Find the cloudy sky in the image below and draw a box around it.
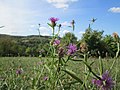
[0,0,120,39]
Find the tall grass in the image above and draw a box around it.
[0,57,120,89]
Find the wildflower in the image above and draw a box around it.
[23,75,26,79]
[44,76,48,81]
[16,68,23,75]
[67,43,77,55]
[112,32,119,39]
[92,70,114,90]
[112,32,119,42]
[53,39,60,46]
[49,17,59,27]
[58,47,64,58]
[80,42,88,53]
[58,24,62,28]
[71,20,75,26]
[71,20,75,31]
[37,61,43,65]
[0,77,5,81]
[58,24,62,31]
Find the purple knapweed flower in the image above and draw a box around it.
[53,39,60,46]
[67,43,77,55]
[49,17,59,27]
[16,68,23,75]
[44,76,48,81]
[92,70,114,90]
[49,17,59,23]
[37,61,43,65]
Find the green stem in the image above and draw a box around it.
[52,27,55,37]
[116,42,119,58]
[109,58,116,73]
[84,54,87,72]
[83,54,89,89]
[99,56,103,76]
[114,58,118,89]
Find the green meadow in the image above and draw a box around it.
[0,57,120,90]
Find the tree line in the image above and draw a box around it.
[0,26,119,58]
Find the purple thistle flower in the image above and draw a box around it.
[16,69,23,75]
[49,17,59,23]
[44,76,48,81]
[92,70,114,90]
[53,39,60,46]
[49,17,59,27]
[67,43,77,55]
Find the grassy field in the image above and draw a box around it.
[0,57,120,90]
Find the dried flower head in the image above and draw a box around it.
[58,47,65,58]
[71,20,75,31]
[80,42,88,53]
[112,32,119,42]
[58,24,62,28]
[112,32,119,39]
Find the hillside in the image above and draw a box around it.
[0,34,51,56]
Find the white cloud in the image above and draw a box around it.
[77,31,85,39]
[39,27,50,36]
[30,25,36,28]
[79,31,85,34]
[46,0,79,9]
[62,30,70,34]
[61,21,70,26]
[108,7,120,13]
[58,29,70,37]
[0,1,38,35]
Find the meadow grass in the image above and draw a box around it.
[0,57,120,90]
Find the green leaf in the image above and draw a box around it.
[99,57,103,76]
[31,78,36,89]
[63,69,83,84]
[44,64,51,72]
[70,59,83,62]
[90,61,95,66]
[47,23,52,28]
[82,61,101,80]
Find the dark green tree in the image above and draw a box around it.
[81,25,105,57]
[61,32,77,45]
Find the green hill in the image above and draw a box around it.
[0,34,51,57]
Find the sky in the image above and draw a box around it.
[0,0,120,39]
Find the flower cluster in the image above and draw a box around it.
[92,70,114,90]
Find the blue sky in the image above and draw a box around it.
[0,0,120,39]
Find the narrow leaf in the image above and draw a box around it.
[63,69,83,84]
